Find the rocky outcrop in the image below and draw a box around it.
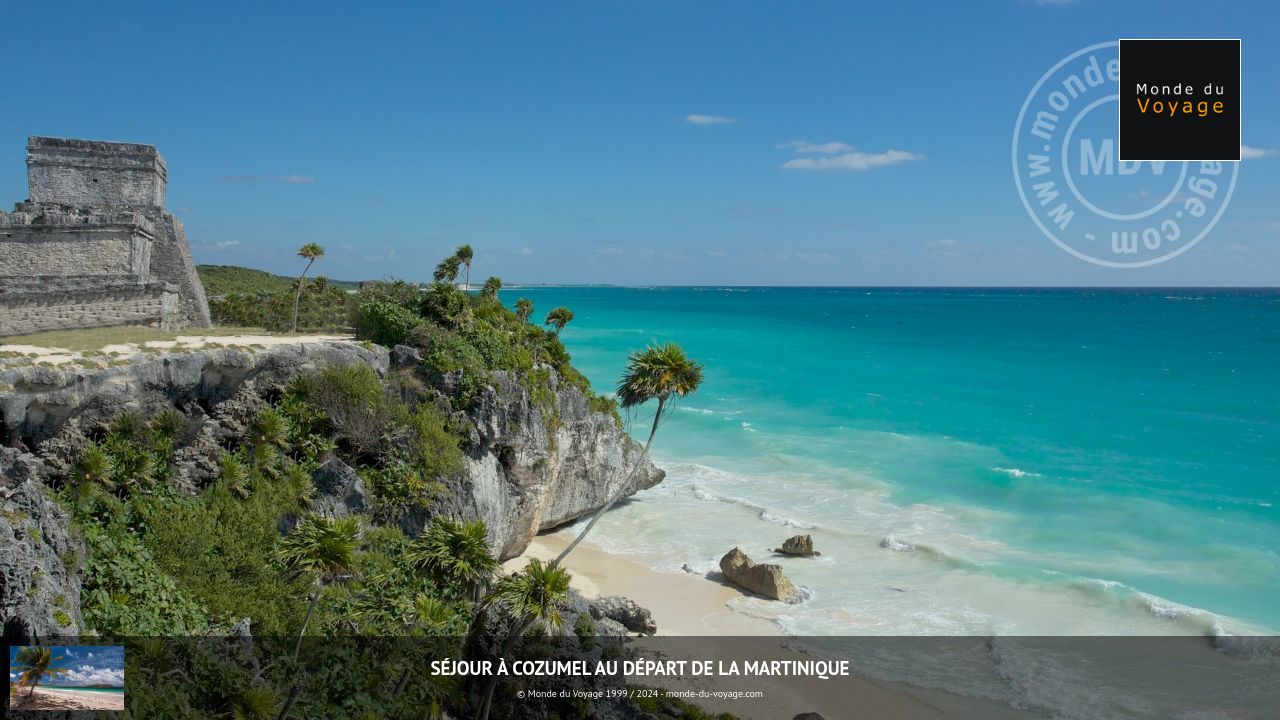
[589,595,657,635]
[310,456,369,519]
[0,341,389,447]
[0,451,83,641]
[719,547,798,602]
[433,368,663,559]
[774,534,820,557]
[1,341,661,564]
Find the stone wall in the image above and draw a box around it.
[0,136,210,336]
[0,213,155,280]
[0,284,177,336]
[27,136,167,207]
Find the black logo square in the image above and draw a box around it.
[1119,39,1240,161]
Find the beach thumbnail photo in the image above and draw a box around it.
[8,645,125,712]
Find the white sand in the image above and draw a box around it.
[0,333,352,366]
[8,686,125,711]
[505,528,968,720]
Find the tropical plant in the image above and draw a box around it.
[475,558,572,720]
[544,306,574,336]
[555,342,703,563]
[433,256,461,284]
[514,298,533,322]
[12,645,69,698]
[277,514,361,657]
[407,516,497,603]
[480,276,502,300]
[292,243,325,333]
[231,684,280,720]
[455,244,474,291]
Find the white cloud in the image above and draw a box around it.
[63,665,124,687]
[686,114,736,125]
[782,148,922,171]
[278,175,316,184]
[513,247,534,256]
[215,240,241,249]
[1241,145,1275,159]
[779,140,854,154]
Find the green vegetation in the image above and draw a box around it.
[43,246,707,719]
[197,264,358,296]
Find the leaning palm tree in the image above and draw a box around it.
[407,516,498,605]
[455,244,474,291]
[475,559,571,720]
[12,645,69,699]
[480,276,502,300]
[277,514,361,658]
[555,342,703,563]
[514,298,533,322]
[433,255,461,284]
[544,306,574,336]
[291,243,325,333]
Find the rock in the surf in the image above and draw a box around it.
[774,534,820,556]
[719,547,798,601]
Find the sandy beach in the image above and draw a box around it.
[8,686,125,711]
[506,528,1007,720]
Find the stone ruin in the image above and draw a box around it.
[0,136,211,337]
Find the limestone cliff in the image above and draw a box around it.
[0,340,662,637]
[433,367,663,559]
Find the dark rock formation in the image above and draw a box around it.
[589,595,657,635]
[0,464,83,640]
[774,533,820,557]
[389,344,423,370]
[719,547,798,602]
[793,714,827,720]
[311,456,369,519]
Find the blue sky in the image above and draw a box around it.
[1,1,1276,285]
[8,646,125,688]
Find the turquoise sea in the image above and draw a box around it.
[513,287,1280,636]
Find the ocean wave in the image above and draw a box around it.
[991,466,1040,479]
[759,511,814,529]
[879,535,914,551]
[1066,577,1231,637]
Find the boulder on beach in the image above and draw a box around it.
[719,547,798,601]
[773,534,820,557]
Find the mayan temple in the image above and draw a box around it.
[0,136,211,336]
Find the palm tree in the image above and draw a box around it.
[555,342,703,563]
[480,276,502,300]
[455,244,474,292]
[544,307,574,336]
[277,514,361,658]
[433,256,461,284]
[291,243,325,333]
[12,645,69,699]
[407,516,498,605]
[514,298,533,322]
[475,559,571,720]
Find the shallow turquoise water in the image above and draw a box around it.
[512,287,1280,635]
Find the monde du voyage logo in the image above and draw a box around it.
[1012,40,1241,268]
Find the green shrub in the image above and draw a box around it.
[294,364,390,457]
[355,300,420,347]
